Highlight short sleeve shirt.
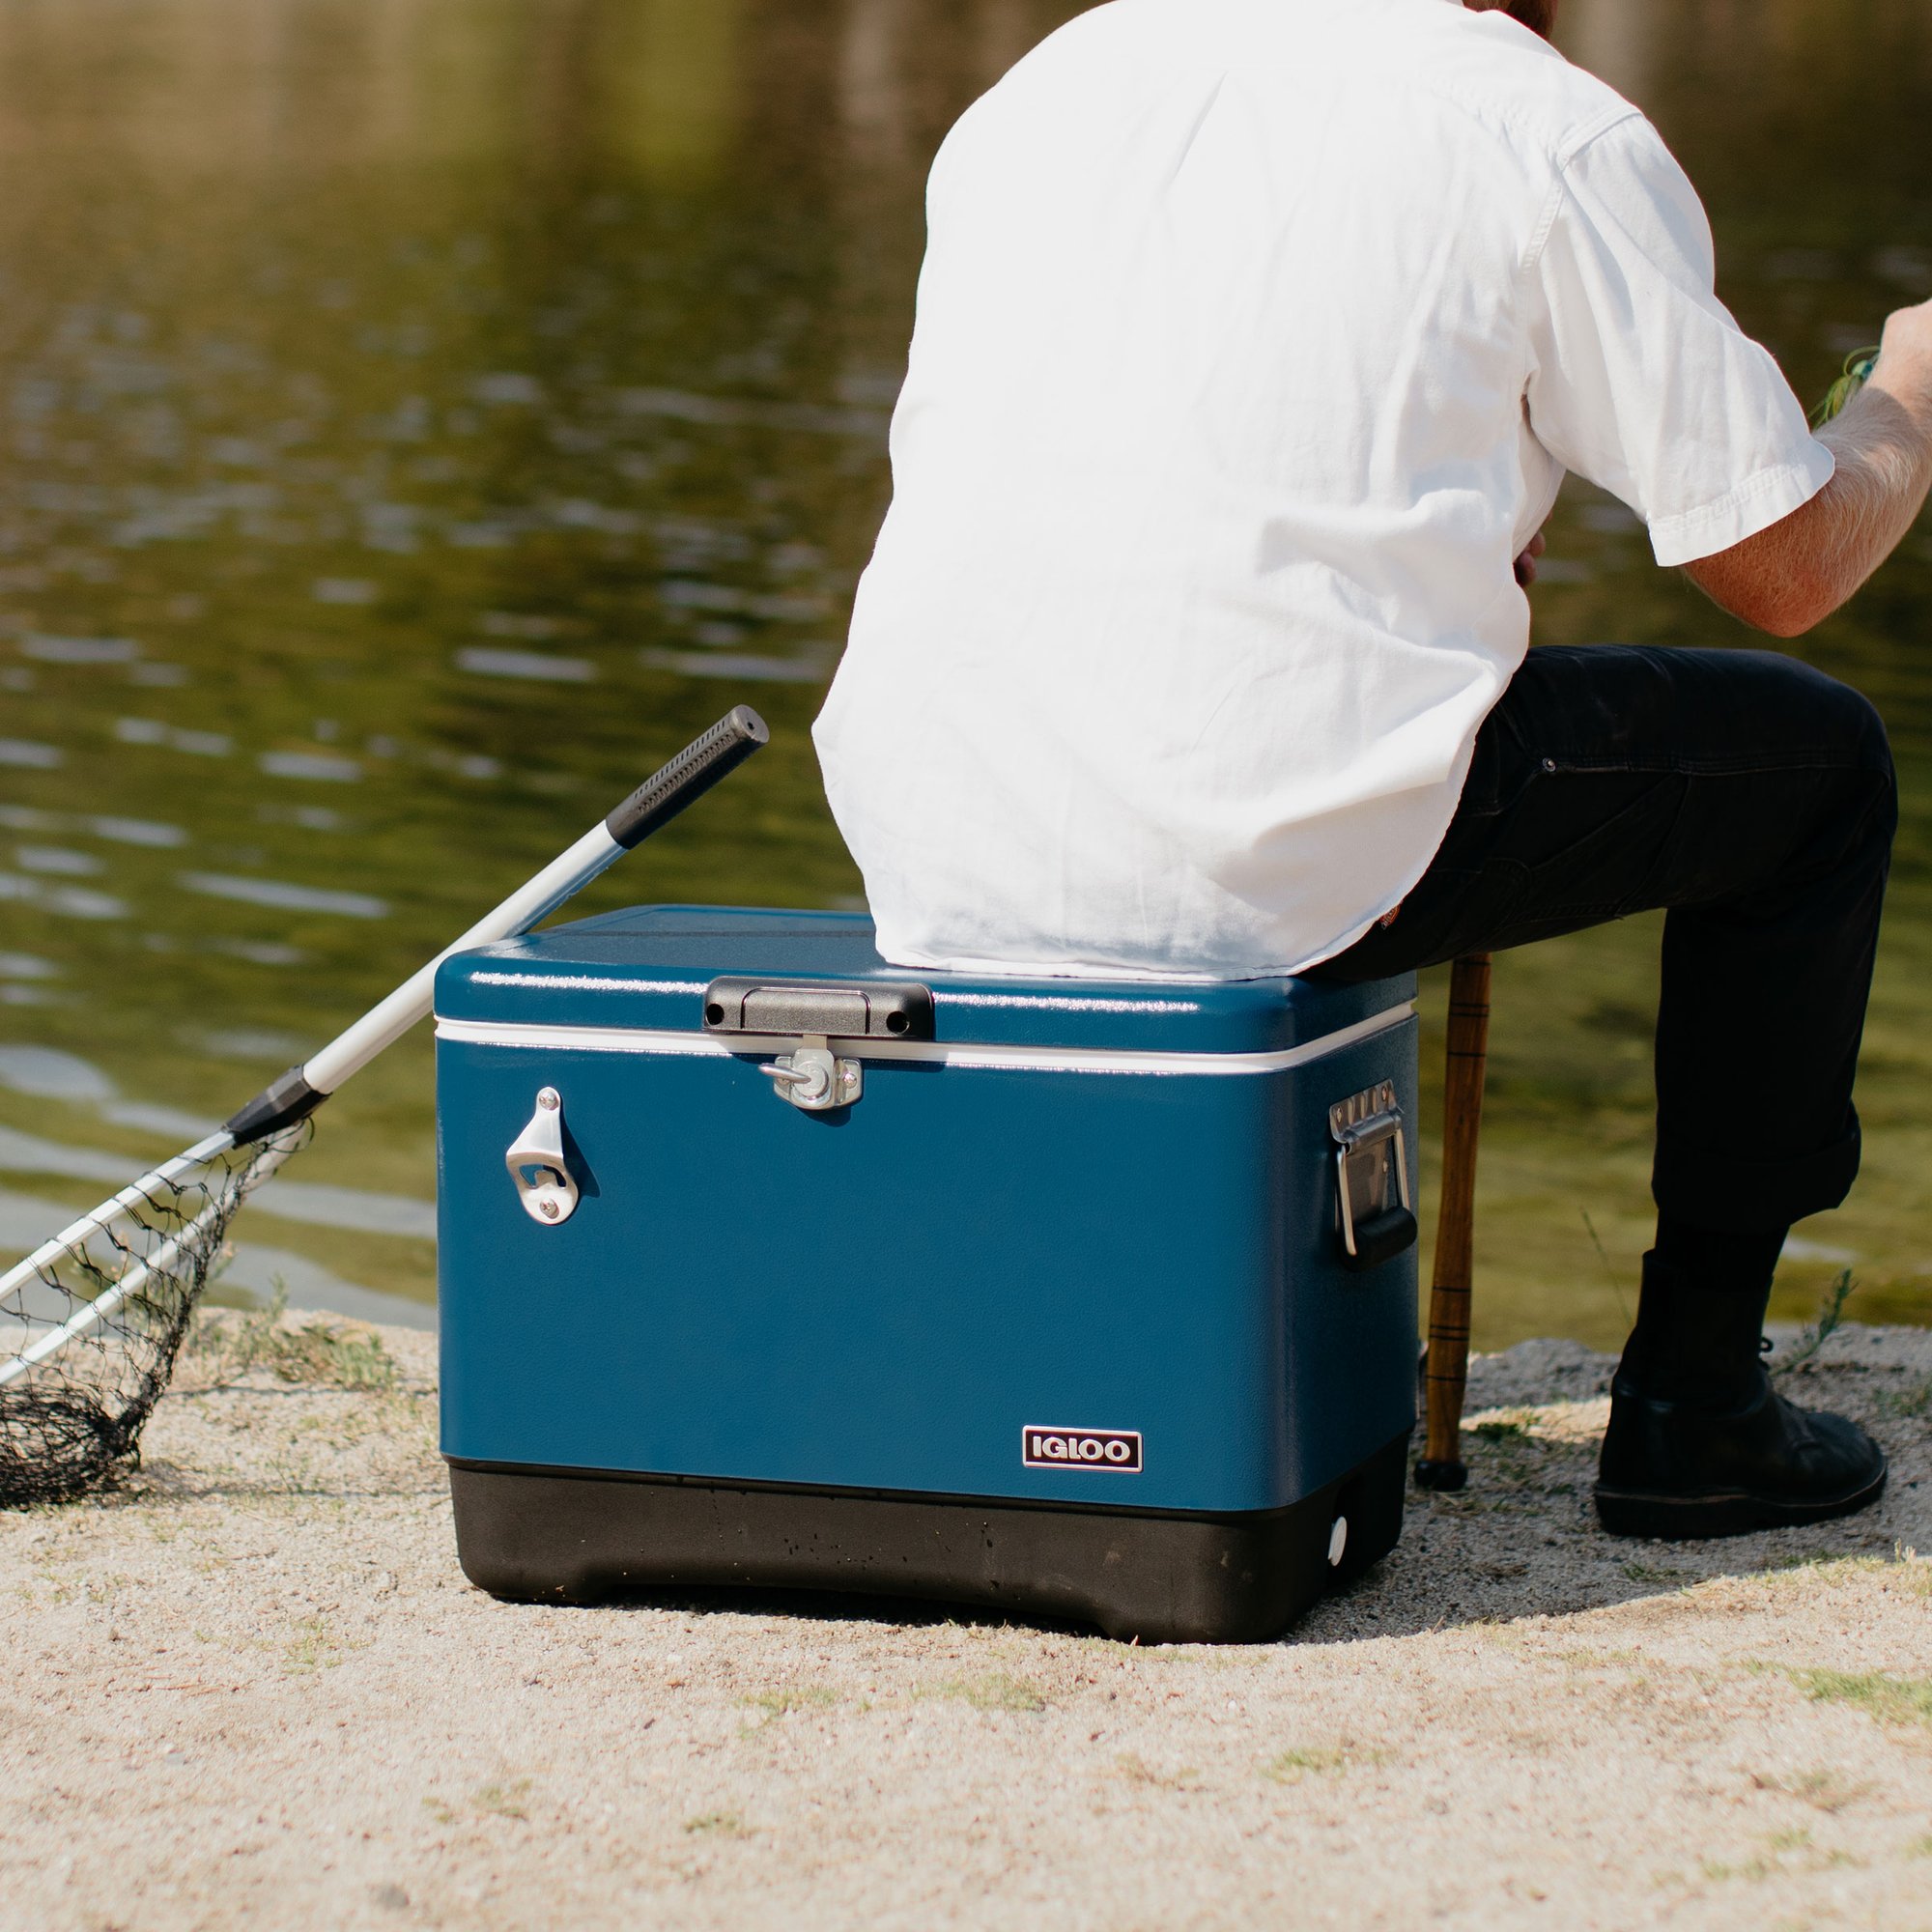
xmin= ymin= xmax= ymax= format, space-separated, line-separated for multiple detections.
xmin=812 ymin=0 xmax=1833 ymax=980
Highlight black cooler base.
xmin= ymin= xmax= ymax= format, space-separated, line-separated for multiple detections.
xmin=447 ymin=1429 xmax=1409 ymax=1644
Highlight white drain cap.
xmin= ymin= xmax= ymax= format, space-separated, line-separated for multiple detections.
xmin=1326 ymin=1517 xmax=1349 ymax=1567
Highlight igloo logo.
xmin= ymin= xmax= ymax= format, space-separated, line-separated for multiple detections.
xmin=1022 ymin=1427 xmax=1142 ymax=1472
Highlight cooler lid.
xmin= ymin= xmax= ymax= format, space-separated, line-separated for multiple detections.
xmin=434 ymin=904 xmax=1413 ymax=1054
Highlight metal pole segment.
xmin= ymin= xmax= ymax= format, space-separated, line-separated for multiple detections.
xmin=1414 ymin=951 xmax=1492 ymax=1492
xmin=227 ymin=706 xmax=769 ymax=1137
xmin=300 ymin=822 xmax=623 ymax=1095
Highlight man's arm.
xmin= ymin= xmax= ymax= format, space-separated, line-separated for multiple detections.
xmin=1685 ymin=298 xmax=1932 ymax=638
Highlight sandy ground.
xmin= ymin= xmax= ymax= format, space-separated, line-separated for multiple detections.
xmin=1 ymin=1315 xmax=1928 ymax=1932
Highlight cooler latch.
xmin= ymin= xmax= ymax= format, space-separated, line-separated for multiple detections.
xmin=700 ymin=977 xmax=934 ymax=1113
xmin=763 ymin=1037 xmax=864 ymax=1112
xmin=1329 ymin=1081 xmax=1416 ymax=1272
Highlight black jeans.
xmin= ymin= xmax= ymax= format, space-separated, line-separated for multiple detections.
xmin=1311 ymin=645 xmax=1898 ymax=1235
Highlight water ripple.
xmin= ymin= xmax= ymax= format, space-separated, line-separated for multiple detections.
xmin=179 ymin=872 xmax=388 ymax=919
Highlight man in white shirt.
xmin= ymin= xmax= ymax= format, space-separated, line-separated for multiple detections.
xmin=813 ymin=0 xmax=1932 ymax=1537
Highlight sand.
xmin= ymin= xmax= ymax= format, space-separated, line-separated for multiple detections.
xmin=1 ymin=1313 xmax=1928 ymax=1932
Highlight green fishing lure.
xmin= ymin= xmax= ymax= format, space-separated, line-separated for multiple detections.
xmin=1810 ymin=345 xmax=1881 ymax=428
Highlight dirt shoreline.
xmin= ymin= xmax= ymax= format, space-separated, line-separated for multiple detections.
xmin=2 ymin=1314 xmax=1928 ymax=1931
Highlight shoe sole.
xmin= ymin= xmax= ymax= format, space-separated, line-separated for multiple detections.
xmin=1595 ymin=1463 xmax=1888 ymax=1541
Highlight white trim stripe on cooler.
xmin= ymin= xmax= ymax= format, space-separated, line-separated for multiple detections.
xmin=431 ymin=1001 xmax=1413 ymax=1077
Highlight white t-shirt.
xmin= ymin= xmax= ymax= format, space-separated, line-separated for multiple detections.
xmin=813 ymin=0 xmax=1833 ymax=980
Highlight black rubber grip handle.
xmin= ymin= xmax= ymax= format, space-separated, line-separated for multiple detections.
xmin=1339 ymin=1206 xmax=1418 ymax=1274
xmin=605 ymin=705 xmax=770 ymax=850
xmin=224 ymin=1065 xmax=327 ymax=1143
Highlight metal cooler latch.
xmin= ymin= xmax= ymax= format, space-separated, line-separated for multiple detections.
xmin=762 ymin=1035 xmax=863 ymax=1112
xmin=505 ymin=1086 xmax=580 ymax=1226
xmin=1329 ymin=1081 xmax=1417 ymax=1273
xmin=700 ymin=976 xmax=935 ymax=1114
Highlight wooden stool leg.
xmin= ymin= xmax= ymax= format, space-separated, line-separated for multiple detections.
xmin=1415 ymin=952 xmax=1492 ymax=1492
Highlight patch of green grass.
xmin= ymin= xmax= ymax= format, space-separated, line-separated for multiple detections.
xmin=1774 ymin=1269 xmax=1857 ymax=1378
xmin=1555 ymin=1645 xmax=1641 ymax=1671
xmin=915 ymin=1672 xmax=1046 ymax=1714
xmin=1876 ymin=1377 xmax=1932 ymax=1420
xmin=1699 ymin=1854 xmax=1777 ymax=1884
xmin=1622 ymin=1561 xmax=1690 ymax=1585
xmin=1787 ymin=1668 xmax=1932 ymax=1728
xmin=1264 ymin=1742 xmax=1389 ymax=1783
xmin=683 ymin=1810 xmax=750 ymax=1837
xmin=188 ymin=1285 xmax=398 ymax=1391
xmin=741 ymin=1685 xmax=838 ymax=1730
xmin=1114 ymin=1752 xmax=1199 ymax=1789
xmin=1756 ymin=1551 xmax=1891 ymax=1581
xmin=263 ymin=1319 xmax=398 ymax=1391
xmin=419 ymin=1780 xmax=535 ymax=1828
xmin=471 ymin=1778 xmax=531 ymax=1821
xmin=281 ymin=1615 xmax=346 ymax=1675
xmin=1471 ymin=1418 xmax=1531 ymax=1442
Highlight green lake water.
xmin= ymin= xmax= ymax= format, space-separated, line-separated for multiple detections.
xmin=0 ymin=0 xmax=1927 ymax=1346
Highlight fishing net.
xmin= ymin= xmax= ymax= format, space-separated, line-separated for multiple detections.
xmin=0 ymin=1123 xmax=308 ymax=1506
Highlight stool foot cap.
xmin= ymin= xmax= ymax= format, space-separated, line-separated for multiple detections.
xmin=1414 ymin=1459 xmax=1468 ymax=1492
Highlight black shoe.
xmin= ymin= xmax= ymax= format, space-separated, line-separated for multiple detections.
xmin=1594 ymin=1364 xmax=1887 ymax=1540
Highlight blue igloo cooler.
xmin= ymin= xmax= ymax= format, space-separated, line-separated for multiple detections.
xmin=433 ymin=904 xmax=1420 ymax=1643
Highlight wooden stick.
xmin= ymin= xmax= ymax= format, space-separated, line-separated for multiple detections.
xmin=1414 ymin=951 xmax=1492 ymax=1492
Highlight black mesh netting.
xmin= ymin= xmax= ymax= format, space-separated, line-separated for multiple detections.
xmin=0 ymin=1123 xmax=310 ymax=1506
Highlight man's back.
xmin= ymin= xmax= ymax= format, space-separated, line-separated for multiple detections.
xmin=814 ymin=0 xmax=1823 ymax=979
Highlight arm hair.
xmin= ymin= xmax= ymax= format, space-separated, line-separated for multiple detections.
xmin=1684 ymin=379 xmax=1932 ymax=638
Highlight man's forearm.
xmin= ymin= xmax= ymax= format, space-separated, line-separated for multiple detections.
xmin=1821 ymin=379 xmax=1932 ymax=556
xmin=1684 ymin=304 xmax=1932 ymax=638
